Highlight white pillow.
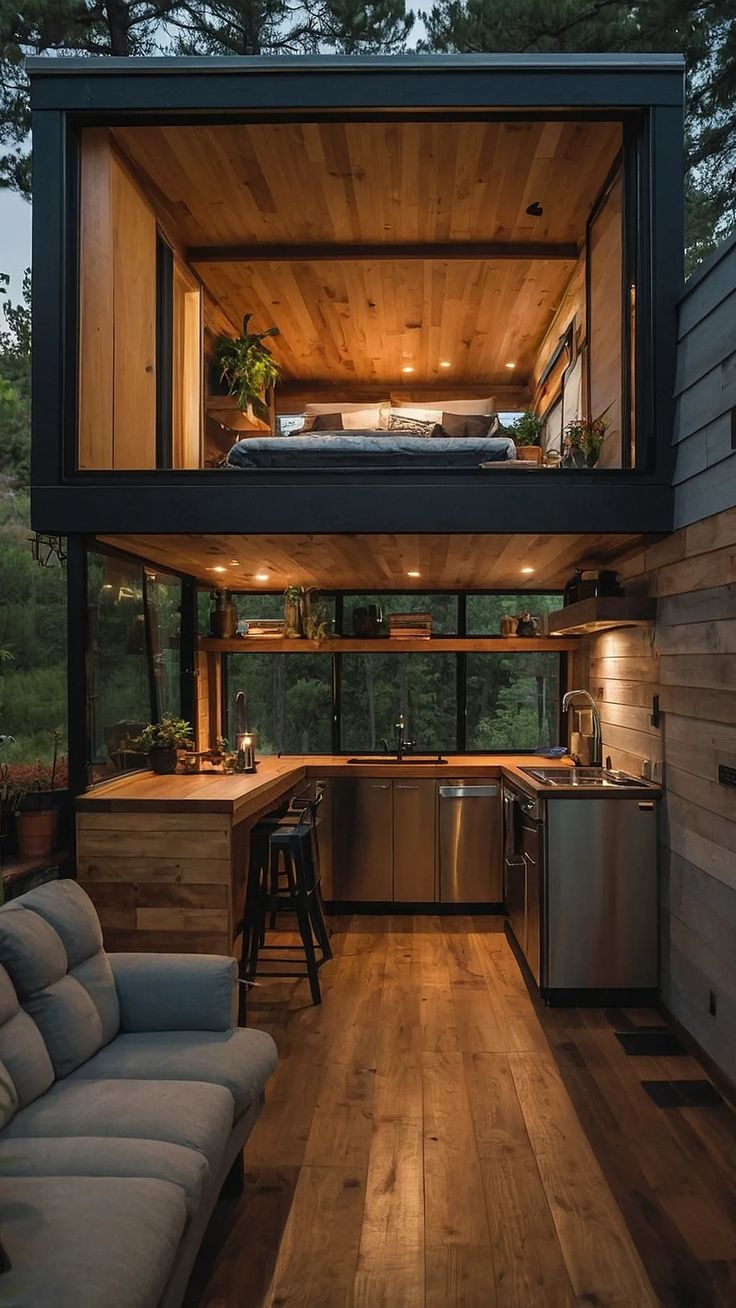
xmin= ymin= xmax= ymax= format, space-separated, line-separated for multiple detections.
xmin=385 ymin=405 xmax=442 ymax=424
xmin=425 ymin=397 xmax=498 ymax=416
xmin=341 ymin=406 xmax=384 ymax=430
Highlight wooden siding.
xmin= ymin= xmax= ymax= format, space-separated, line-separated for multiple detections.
xmin=577 ymin=506 xmax=736 ymax=1081
xmin=673 ymin=234 xmax=736 ymax=527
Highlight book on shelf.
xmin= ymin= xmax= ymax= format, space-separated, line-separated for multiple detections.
xmin=387 ymin=612 xmax=433 ymax=639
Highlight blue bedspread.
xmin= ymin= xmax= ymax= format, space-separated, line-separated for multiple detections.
xmin=227 ymin=430 xmax=517 ymax=469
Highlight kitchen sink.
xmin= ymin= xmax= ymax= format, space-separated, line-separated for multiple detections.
xmin=346 ymin=756 xmax=448 ymax=765
xmin=520 ymin=766 xmax=650 ymax=788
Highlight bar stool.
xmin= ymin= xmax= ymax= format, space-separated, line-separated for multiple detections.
xmin=238 ymin=791 xmax=332 ymax=1020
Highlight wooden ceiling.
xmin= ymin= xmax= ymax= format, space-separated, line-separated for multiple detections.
xmin=197 ymin=257 xmax=577 ymax=387
xmin=100 ymin=532 xmax=646 ymax=591
xmin=112 ymin=120 xmax=621 ymax=248
xmin=110 ymin=119 xmax=621 ymax=391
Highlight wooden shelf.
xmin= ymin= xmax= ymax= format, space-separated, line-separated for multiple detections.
xmin=206 ymin=395 xmax=271 ymax=433
xmin=547 ymin=596 xmax=657 ymax=636
xmin=198 ymin=636 xmax=580 ymax=654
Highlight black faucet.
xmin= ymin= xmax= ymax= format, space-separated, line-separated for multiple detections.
xmin=394 ymin=713 xmax=415 ymax=761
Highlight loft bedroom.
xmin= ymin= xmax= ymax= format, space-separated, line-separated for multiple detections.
xmin=76 ymin=114 xmax=630 ymax=474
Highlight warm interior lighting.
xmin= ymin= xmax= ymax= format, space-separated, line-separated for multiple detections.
xmin=254 ymin=572 xmax=270 ymax=582
xmin=230 ymin=560 xmax=240 ymax=566
xmin=505 ymin=362 xmax=516 ymax=370
xmin=401 ymin=365 xmax=414 ymax=374
xmin=407 ymin=570 xmax=421 ymax=577
xmin=520 ymin=566 xmax=535 ymax=575
xmin=209 ymin=565 xmax=227 ymax=573
xmin=439 ymin=360 xmax=451 ymax=368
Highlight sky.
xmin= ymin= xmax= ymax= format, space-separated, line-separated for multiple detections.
xmin=0 ymin=188 xmax=31 ymax=300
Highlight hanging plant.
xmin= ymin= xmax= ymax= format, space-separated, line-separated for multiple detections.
xmin=214 ymin=313 xmax=280 ymax=410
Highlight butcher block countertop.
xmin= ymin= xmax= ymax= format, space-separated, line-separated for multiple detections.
xmin=77 ymin=755 xmax=571 ymax=823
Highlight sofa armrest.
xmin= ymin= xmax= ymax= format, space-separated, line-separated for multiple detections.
xmin=109 ymin=953 xmax=237 ymax=1032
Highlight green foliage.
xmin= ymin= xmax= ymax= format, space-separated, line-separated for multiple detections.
xmin=214 ymin=314 xmax=280 ymax=409
xmin=421 ymin=0 xmax=736 ymax=267
xmin=134 ymin=714 xmax=194 ymax=752
xmin=562 ymin=415 xmax=607 ymax=467
xmin=511 ymin=410 xmax=544 ymax=447
xmin=0 ymin=271 xmax=31 ymax=486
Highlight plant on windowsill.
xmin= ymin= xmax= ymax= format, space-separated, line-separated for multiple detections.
xmin=511 ymin=410 xmax=544 ymax=464
xmin=1 ymin=730 xmax=69 ymax=861
xmin=213 ymin=313 xmax=280 ymax=416
xmin=561 ymin=414 xmax=608 ymax=468
xmin=134 ymin=716 xmax=194 ymax=776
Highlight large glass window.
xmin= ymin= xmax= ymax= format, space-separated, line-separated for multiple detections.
xmin=87 ymin=552 xmax=181 ymax=783
xmin=466 ymin=653 xmax=561 ymax=751
xmin=227 ymin=653 xmax=332 ymax=754
xmin=340 ymin=653 xmax=456 ymax=753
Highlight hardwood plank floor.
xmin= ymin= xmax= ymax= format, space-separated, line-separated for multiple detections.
xmin=186 ymin=917 xmax=736 ymax=1308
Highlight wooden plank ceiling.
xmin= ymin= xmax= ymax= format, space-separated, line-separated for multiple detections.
xmin=111 ymin=119 xmax=621 ymax=391
xmin=99 ymin=532 xmax=646 ymax=590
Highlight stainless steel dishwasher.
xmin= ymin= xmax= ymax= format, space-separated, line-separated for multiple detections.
xmin=438 ymin=781 xmax=502 ymax=903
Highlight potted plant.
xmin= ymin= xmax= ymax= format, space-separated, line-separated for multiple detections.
xmin=561 ymin=414 xmax=608 ymax=468
xmin=1 ymin=731 xmax=69 ymax=860
xmin=213 ymin=313 xmax=280 ymax=415
xmin=134 ymin=716 xmax=194 ymax=775
xmin=512 ymin=410 xmax=544 ymax=463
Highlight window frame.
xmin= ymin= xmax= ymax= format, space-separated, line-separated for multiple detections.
xmin=218 ymin=588 xmax=566 ymax=756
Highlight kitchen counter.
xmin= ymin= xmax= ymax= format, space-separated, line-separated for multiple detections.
xmin=74 ymin=754 xmax=571 ymax=955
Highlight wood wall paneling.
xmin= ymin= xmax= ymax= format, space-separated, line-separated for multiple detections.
xmin=588 ymin=170 xmax=623 ymax=469
xmin=172 ymin=261 xmax=203 ymax=468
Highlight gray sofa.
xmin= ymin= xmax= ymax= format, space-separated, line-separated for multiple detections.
xmin=0 ymin=879 xmax=278 ymax=1308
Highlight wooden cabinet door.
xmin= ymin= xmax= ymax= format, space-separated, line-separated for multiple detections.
xmin=332 ymin=779 xmax=393 ymax=901
xmin=393 ymin=781 xmax=437 ymax=902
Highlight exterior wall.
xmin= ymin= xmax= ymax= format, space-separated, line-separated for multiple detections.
xmin=673 ymin=234 xmax=736 ymax=527
xmin=577 ymin=231 xmax=736 ymax=1081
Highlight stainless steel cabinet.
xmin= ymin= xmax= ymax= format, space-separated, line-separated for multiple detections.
xmin=438 ymin=782 xmax=502 ymax=902
xmin=332 ymin=778 xmax=393 ymax=901
xmin=393 ymin=780 xmax=437 ymax=902
xmin=521 ymin=815 xmax=541 ymax=984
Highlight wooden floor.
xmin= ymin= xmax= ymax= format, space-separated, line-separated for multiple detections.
xmin=186 ymin=917 xmax=736 ymax=1308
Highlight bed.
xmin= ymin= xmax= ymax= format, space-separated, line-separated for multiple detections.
xmin=226 ymin=430 xmax=517 ymax=470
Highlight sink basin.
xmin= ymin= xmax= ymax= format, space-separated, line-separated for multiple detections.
xmin=346 ymin=756 xmax=448 ymax=765
xmin=520 ymin=766 xmax=649 ymax=788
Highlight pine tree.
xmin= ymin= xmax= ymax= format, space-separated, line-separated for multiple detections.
xmin=421 ymin=0 xmax=736 ymax=268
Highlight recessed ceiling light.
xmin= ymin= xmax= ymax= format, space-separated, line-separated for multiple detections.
xmin=209 ymin=565 xmax=227 ymax=574
xmin=520 ymin=566 xmax=535 ymax=575
xmin=230 ymin=560 xmax=240 ymax=566
xmin=439 ymin=360 xmax=451 ymax=368
xmin=505 ymin=362 xmax=516 ymax=370
xmin=254 ymin=572 xmax=270 ymax=582
xmin=407 ymin=570 xmax=421 ymax=578
xmin=402 ymin=365 xmax=414 ymax=374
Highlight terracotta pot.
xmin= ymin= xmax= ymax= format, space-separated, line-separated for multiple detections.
xmin=516 ymin=445 xmax=543 ymax=464
xmin=149 ymin=746 xmax=178 ymax=775
xmin=15 ymin=809 xmax=58 ymax=860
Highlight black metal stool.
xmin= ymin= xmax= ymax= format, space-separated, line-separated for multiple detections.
xmin=238 ymin=791 xmax=332 ymax=1020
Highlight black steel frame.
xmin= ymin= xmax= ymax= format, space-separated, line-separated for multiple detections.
xmin=155 ymin=234 xmax=174 ymax=470
xmin=28 ymin=55 xmax=684 ymax=537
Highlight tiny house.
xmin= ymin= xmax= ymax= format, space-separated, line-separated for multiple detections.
xmin=17 ymin=51 xmax=736 ymax=1308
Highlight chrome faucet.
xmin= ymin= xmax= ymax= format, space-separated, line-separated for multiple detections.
xmin=562 ymin=689 xmax=602 ymax=766
xmin=394 ymin=713 xmax=415 ymax=761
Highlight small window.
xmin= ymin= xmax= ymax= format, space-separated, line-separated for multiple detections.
xmin=340 ymin=652 xmax=456 ymax=752
xmin=466 ymin=593 xmax=561 ymax=636
xmin=466 ymin=653 xmax=561 ymax=751
xmin=340 ymin=593 xmax=458 ymax=636
xmin=227 ymin=652 xmax=332 ymax=753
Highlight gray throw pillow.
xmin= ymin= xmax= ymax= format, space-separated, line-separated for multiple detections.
xmin=441 ymin=412 xmax=498 ymax=438
xmin=387 ymin=413 xmax=441 ymax=437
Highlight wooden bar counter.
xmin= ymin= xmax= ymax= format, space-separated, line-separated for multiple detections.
xmin=76 ymin=755 xmax=552 ymax=953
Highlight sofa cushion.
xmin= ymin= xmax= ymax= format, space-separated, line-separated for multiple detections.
xmin=0 ymin=1175 xmax=187 ymax=1308
xmin=0 ymin=1134 xmax=208 ymax=1217
xmin=0 ymin=965 xmax=53 ymax=1114
xmin=70 ymin=1027 xmax=279 ymax=1115
xmin=3 ymin=1077 xmax=234 ymax=1172
xmin=0 ymin=882 xmax=120 ymax=1079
